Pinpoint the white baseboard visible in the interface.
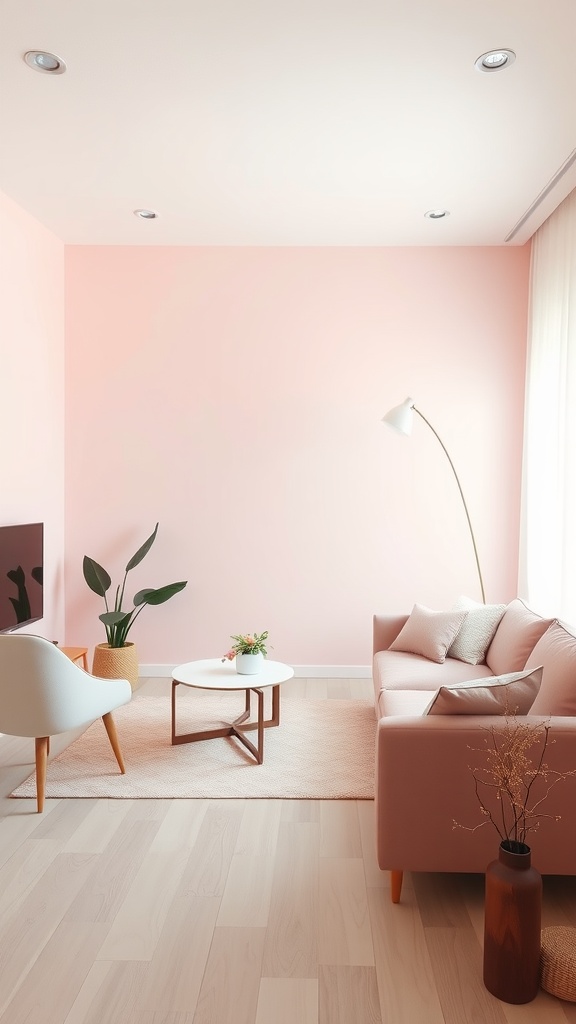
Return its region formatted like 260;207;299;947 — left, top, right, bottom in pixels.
139;663;371;679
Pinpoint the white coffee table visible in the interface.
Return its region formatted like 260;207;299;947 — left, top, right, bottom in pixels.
171;658;294;764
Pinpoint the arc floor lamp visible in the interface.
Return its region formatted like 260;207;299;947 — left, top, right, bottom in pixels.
382;396;486;604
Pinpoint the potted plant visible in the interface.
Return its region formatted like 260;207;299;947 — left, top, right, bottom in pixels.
222;631;269;674
83;523;187;688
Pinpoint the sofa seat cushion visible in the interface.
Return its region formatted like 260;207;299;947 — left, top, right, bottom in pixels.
525;621;576;715
373;650;492;706
485;598;553;675
378;688;436;719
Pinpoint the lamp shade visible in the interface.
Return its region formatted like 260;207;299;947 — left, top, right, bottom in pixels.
381;397;415;435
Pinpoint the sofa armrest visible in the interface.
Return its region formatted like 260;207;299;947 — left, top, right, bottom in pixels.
373;613;409;655
376;714;576;875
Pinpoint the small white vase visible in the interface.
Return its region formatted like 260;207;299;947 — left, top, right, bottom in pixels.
235;651;264;675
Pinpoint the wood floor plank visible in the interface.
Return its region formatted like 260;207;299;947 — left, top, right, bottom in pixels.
262;820;319;978
280;799;320;822
233;799;282;857
217;853;275;927
350;679;374;701
318;858;374;966
143;1014;195;1024
0;920;109;1024
318;965;381;1024
63;962;115;1024
423;925;508;1024
501;993;573;1024
305;679;328;699
124;798;173;821
63;799;135;853
413;872;477;928
96;850;189;960
138;895;220;1016
28;797;94;837
562;1004;576;1024
178;801;244;898
357;799;387;891
148;800;209;854
64;819;162;923
254;978;318;1024
367;885;445;1024
327;680;353;699
0;800;62;868
0;828;75;924
319;800;362;858
97;802;209;960
0;852;97;1018
63;961;147;1024
542;875;576;926
192;926;266;1024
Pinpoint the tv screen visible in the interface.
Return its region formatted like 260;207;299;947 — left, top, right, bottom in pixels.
0;523;44;633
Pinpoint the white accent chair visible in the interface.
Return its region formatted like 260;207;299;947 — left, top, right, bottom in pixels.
0;634;132;812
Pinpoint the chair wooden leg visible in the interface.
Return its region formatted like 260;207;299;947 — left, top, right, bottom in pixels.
102;712;126;774
390;869;404;903
35;737;49;813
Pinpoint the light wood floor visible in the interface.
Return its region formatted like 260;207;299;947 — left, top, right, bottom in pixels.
0;676;575;1024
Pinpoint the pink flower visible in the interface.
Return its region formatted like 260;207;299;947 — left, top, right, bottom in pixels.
221;649;236;662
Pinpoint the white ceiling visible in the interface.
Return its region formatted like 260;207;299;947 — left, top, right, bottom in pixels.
1;0;576;246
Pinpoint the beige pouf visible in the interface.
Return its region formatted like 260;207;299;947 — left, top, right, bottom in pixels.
540;927;576;1002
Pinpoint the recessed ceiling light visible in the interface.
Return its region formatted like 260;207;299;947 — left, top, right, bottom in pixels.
23;50;66;74
424;210;450;220
134;209;158;219
475;49;516;73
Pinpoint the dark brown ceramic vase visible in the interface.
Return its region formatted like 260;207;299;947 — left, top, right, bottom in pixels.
483;840;542;1004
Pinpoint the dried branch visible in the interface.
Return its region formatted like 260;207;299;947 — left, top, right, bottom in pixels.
453;714;576;847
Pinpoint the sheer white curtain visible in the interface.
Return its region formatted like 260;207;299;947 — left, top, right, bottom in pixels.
519;187;576;621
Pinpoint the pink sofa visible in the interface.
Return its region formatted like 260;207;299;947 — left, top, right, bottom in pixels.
372;598;576;902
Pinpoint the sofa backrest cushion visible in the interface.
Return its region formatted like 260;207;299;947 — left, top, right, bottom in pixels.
448;596;507;665
525;621;576;715
485;599;553;675
389;604;467;664
423;666;543;715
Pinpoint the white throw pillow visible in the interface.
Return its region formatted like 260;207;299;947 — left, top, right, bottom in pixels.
389;604;468;664
423;666;543;716
447;596;506;665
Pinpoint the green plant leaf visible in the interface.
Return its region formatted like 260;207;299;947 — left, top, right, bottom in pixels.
83;556;111;597
133;588;155;607
100;610;131;626
135;581;187;606
125;523;159;572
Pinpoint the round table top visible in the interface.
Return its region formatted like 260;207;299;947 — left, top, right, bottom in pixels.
172;657;295;691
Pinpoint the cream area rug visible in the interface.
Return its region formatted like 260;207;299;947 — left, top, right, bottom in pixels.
11;693;376;800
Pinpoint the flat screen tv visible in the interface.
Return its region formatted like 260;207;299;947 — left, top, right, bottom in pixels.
0;523;44;633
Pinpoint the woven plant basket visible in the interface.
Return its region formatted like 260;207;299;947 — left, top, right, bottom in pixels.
92;642;139;690
540;926;576;1002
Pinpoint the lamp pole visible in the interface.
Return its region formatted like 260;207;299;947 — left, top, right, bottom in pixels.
412;407;486;604
382;397;486;604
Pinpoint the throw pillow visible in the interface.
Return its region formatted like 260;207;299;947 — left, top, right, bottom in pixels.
448;596;507;666
389;604;468;664
423;666;543;716
485;598;553;675
525;621;576;716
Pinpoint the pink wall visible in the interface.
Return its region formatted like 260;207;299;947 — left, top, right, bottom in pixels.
0;190;65;641
64;246;531;668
